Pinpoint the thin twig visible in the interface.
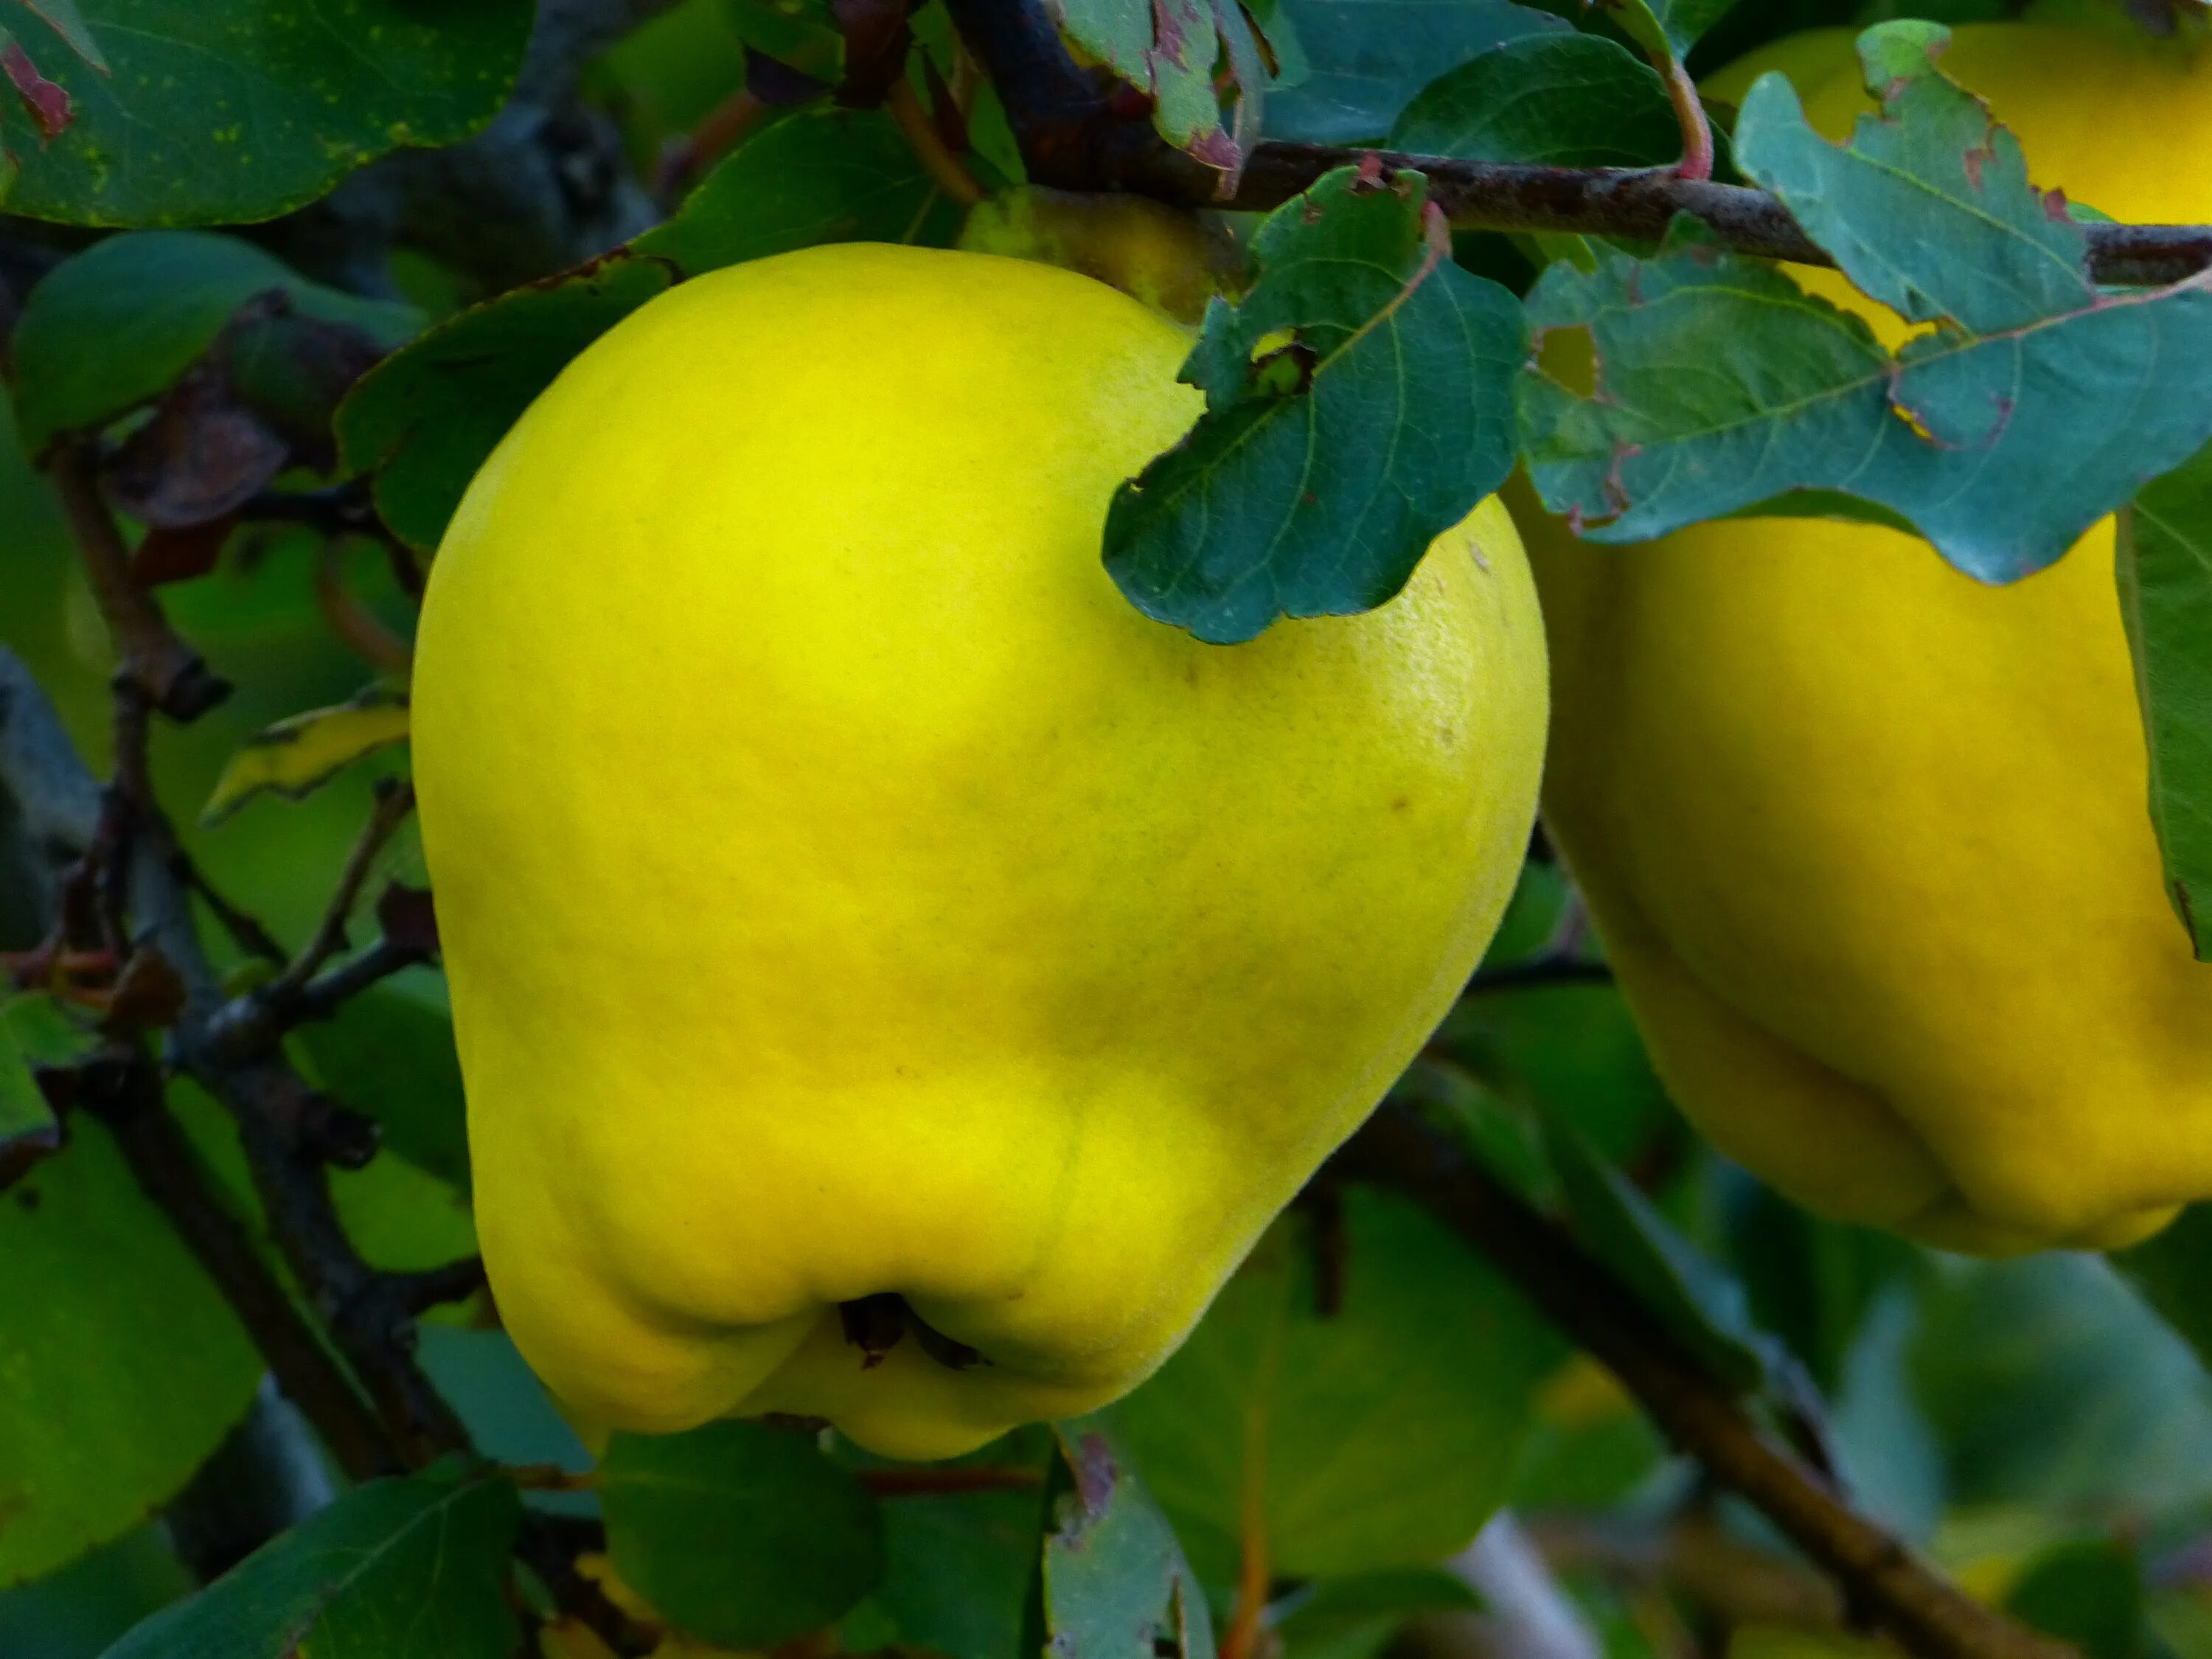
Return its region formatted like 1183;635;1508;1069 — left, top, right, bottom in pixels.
45;442;230;721
1649;48;1714;183
1332;1107;2074;1659
274;779;417;1001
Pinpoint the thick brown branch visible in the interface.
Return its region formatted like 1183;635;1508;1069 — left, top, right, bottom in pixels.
1333;1106;2073;1659
77;1048;404;1482
1233;151;2212;287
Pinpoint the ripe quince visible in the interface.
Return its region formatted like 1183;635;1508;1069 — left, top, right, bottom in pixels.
1522;22;2212;1253
414;243;1548;1457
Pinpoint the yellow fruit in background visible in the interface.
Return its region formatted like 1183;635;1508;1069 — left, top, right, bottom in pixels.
1522;22;2212;1254
414;243;1548;1458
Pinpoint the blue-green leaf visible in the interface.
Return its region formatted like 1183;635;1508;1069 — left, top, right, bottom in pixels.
1526;26;2212;583
1042;1418;1216;1659
1734;24;2089;332
1105;164;1525;644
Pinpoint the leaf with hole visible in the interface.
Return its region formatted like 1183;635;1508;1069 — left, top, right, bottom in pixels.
1105;163;1525;644
1523;25;2212;582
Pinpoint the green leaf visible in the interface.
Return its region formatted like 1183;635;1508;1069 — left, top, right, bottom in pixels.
100;1464;521;1659
2114;1204;2212;1375
0;0;532;227
10;232;420;456
1104;164;1525;644
1527;26;2212;580
1599;0;1739;58
600;1421;886;1646
1389;32;1681;168
858;1431;1054;1659
2118;442;2212;957
1545;1124;1773;1394
1273;1570;1482;1659
1113;1187;1556;1584
1041;1418;1216;1659
2004;1537;2146;1659
0;1116;262;1587
1520;215;2212;584
336;103;962;551
1263;0;1565;145
293;978;470;1191
0;994;88;1185
1910;1254;2212;1518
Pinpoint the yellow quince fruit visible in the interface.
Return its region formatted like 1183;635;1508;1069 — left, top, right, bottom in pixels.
1520;21;2212;1255
413;243;1548;1457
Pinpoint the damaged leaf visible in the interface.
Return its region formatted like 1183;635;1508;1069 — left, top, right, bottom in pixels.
1041;1419;1216;1659
0;28;71;139
1046;0;1256;178
1105;161;1524;643
1522;26;2212;584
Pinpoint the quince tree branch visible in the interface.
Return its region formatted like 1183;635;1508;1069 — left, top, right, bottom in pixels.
944;0;2212;288
1335;1106;2076;1659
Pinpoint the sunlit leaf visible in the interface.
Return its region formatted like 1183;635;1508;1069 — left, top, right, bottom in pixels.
201;686;410;825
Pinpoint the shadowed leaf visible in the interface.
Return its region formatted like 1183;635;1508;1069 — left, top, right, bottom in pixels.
100;1464;521;1658
2119;440;2212;958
